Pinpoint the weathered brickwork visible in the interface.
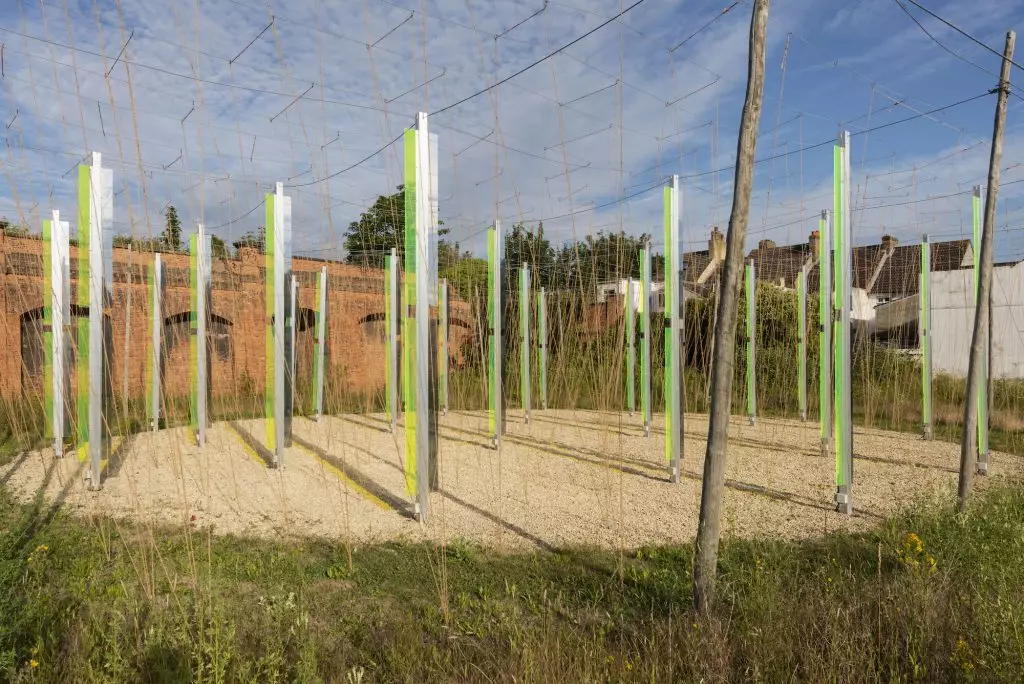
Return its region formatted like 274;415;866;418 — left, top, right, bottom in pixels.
0;235;472;403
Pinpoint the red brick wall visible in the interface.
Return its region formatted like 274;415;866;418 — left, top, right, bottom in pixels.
0;234;472;403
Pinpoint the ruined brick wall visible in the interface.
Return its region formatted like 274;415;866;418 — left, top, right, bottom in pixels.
0;234;472;404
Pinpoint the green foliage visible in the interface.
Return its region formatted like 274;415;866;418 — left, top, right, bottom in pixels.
504;222;554;286
211;235;230;259
0;398;45;463
161;205;183;252
3;477;1024;681
112;235;163;252
441;257;488;320
343;186;450;269
551;230;650;293
232;225;265;253
0;218;33;238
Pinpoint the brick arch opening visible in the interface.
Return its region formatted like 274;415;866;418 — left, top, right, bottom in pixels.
448;316;472;331
358;312;387;342
210;314;234;362
162;311;236;396
20;307;44;391
293;307;317;411
20;304;96;393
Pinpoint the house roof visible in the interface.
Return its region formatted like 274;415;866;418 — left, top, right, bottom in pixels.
871;240;971;297
682;249;715;285
852;244;891;290
789;238;971;298
747;242;814;288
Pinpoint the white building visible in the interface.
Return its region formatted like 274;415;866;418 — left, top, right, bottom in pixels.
931;261;1024;378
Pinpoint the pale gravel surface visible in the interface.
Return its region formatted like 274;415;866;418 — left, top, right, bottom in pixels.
1;410;1019;550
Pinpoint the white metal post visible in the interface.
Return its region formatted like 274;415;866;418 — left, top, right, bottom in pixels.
287;273;297;445
314;266;327;421
921;235;933;440
46;210;70;456
665;175;681;481
150;254;163;431
266;181;292;467
538;286;547;410
192;223;211;447
746;259;757;426
973;185;990;474
626;279;635;415
387;248;398;433
439;278;448;416
489;222;504;449
835;131;853;515
520;264;531;423
797;265;808;422
819;210;833;458
640;242;652;437
80;151;112;490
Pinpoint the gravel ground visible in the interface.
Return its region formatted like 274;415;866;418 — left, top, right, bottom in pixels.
1;410;1019;550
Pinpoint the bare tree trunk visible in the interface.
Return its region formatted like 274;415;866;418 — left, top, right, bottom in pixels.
959;31;1015;509
693;0;770;613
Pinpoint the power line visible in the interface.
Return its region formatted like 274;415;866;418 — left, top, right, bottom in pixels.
680;91;992;182
668;1;742;53
289;132;404;188
855;189;970;212
0;25;392;115
901;0;1024;72
433;0;649;116
206;197;266;230
892;0;1024;101
187;0;651;207
249;0;652;194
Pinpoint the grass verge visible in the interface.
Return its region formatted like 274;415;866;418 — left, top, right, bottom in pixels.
1;478;1022;682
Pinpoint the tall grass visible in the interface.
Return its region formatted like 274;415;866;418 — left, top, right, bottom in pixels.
2;471;1023;681
5;284;1022;457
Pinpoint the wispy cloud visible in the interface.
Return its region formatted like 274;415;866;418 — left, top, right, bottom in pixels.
0;0;1022;261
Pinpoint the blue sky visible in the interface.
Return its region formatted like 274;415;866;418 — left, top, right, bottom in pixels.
1;0;1023;261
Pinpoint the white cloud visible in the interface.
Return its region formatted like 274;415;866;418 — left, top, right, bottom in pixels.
0;0;1022;263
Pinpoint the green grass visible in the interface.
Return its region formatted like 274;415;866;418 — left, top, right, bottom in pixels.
2;475;1024;681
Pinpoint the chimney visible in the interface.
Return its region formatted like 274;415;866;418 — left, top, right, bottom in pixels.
881;234;898;251
709;227;725;261
758;239;776;251
809;230;820;257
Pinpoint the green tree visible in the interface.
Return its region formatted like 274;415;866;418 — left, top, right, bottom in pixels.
232;226;265;253
162;205;182;252
504;222;554;289
1;218;33;238
211;235;230;259
442;257;488;305
112;235;158;251
343;186;449;269
551;230;649;293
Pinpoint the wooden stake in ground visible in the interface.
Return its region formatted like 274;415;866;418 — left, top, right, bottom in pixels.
693;0;770;613
959;30;1015;508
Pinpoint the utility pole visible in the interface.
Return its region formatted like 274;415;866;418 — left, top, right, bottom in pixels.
693;0;769;613
959;30;1014;509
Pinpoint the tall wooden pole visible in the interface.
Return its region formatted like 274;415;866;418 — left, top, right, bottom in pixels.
693;0;769;612
959;31;1014;509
